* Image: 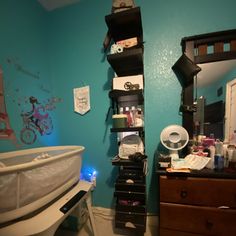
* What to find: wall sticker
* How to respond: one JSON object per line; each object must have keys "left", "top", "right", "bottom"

{"left": 20, "top": 96, "right": 53, "bottom": 144}
{"left": 0, "top": 66, "right": 19, "bottom": 146}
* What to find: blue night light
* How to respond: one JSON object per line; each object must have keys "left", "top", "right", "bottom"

{"left": 80, "top": 166, "right": 97, "bottom": 182}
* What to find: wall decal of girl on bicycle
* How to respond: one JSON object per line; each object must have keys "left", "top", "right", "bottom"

{"left": 20, "top": 96, "right": 53, "bottom": 145}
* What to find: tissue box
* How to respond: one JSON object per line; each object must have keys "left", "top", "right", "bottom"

{"left": 113, "top": 75, "right": 143, "bottom": 91}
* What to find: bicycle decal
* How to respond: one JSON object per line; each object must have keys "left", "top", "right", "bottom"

{"left": 20, "top": 96, "right": 54, "bottom": 145}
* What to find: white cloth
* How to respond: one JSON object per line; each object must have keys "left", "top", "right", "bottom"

{"left": 172, "top": 154, "right": 211, "bottom": 170}
{"left": 119, "top": 134, "right": 144, "bottom": 159}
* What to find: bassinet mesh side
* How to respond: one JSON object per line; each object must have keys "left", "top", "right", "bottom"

{"left": 19, "top": 155, "right": 82, "bottom": 207}
{"left": 0, "top": 174, "right": 18, "bottom": 213}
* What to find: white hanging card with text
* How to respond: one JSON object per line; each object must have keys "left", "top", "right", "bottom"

{"left": 73, "top": 86, "right": 90, "bottom": 115}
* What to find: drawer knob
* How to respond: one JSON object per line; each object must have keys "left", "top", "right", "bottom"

{"left": 206, "top": 220, "right": 213, "bottom": 230}
{"left": 180, "top": 189, "right": 188, "bottom": 198}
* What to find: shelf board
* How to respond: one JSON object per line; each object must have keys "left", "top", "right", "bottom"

{"left": 109, "top": 89, "right": 143, "bottom": 99}
{"left": 112, "top": 158, "right": 145, "bottom": 167}
{"left": 110, "top": 126, "right": 144, "bottom": 132}
{"left": 107, "top": 47, "right": 143, "bottom": 76}
{"left": 105, "top": 7, "right": 143, "bottom": 42}
{"left": 109, "top": 89, "right": 144, "bottom": 107}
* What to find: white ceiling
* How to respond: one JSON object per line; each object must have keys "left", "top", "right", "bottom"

{"left": 38, "top": 0, "right": 81, "bottom": 11}
{"left": 197, "top": 59, "right": 236, "bottom": 88}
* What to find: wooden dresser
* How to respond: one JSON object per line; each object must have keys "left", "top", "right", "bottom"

{"left": 157, "top": 169, "right": 236, "bottom": 236}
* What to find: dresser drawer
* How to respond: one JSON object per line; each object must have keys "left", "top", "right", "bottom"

{"left": 160, "top": 176, "right": 236, "bottom": 207}
{"left": 160, "top": 202, "right": 236, "bottom": 235}
{"left": 160, "top": 228, "right": 205, "bottom": 236}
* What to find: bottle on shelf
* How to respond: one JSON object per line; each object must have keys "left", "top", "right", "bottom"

{"left": 119, "top": 107, "right": 124, "bottom": 114}
{"left": 214, "top": 139, "right": 224, "bottom": 171}
{"left": 135, "top": 106, "right": 144, "bottom": 127}
{"left": 130, "top": 106, "right": 137, "bottom": 127}
{"left": 228, "top": 145, "right": 236, "bottom": 169}
{"left": 124, "top": 106, "right": 132, "bottom": 127}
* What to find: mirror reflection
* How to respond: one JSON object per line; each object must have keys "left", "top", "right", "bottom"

{"left": 194, "top": 59, "right": 236, "bottom": 141}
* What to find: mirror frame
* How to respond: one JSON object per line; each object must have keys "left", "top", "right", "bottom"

{"left": 180, "top": 29, "right": 236, "bottom": 139}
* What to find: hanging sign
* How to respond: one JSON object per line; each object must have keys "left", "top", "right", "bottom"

{"left": 73, "top": 86, "right": 90, "bottom": 115}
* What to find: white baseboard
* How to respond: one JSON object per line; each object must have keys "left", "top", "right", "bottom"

{"left": 91, "top": 206, "right": 158, "bottom": 236}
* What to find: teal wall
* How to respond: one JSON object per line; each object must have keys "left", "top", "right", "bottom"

{"left": 0, "top": 0, "right": 60, "bottom": 151}
{"left": 1, "top": 0, "right": 236, "bottom": 213}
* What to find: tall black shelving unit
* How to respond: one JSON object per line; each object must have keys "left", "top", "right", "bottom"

{"left": 104, "top": 7, "right": 147, "bottom": 234}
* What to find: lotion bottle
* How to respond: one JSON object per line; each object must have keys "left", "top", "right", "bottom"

{"left": 131, "top": 106, "right": 136, "bottom": 127}
{"left": 206, "top": 145, "right": 215, "bottom": 169}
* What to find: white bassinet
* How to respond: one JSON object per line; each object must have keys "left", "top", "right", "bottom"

{"left": 0, "top": 145, "right": 84, "bottom": 224}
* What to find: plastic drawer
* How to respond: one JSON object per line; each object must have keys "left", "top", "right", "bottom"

{"left": 114, "top": 190, "right": 145, "bottom": 201}
{"left": 115, "top": 220, "right": 146, "bottom": 231}
{"left": 116, "top": 202, "right": 146, "bottom": 214}
{"left": 116, "top": 176, "right": 145, "bottom": 184}
{"left": 115, "top": 182, "right": 145, "bottom": 193}
{"left": 115, "top": 212, "right": 146, "bottom": 231}
{"left": 119, "top": 169, "right": 144, "bottom": 179}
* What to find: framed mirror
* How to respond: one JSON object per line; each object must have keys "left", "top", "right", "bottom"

{"left": 196, "top": 59, "right": 236, "bottom": 140}
{"left": 180, "top": 29, "right": 236, "bottom": 142}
